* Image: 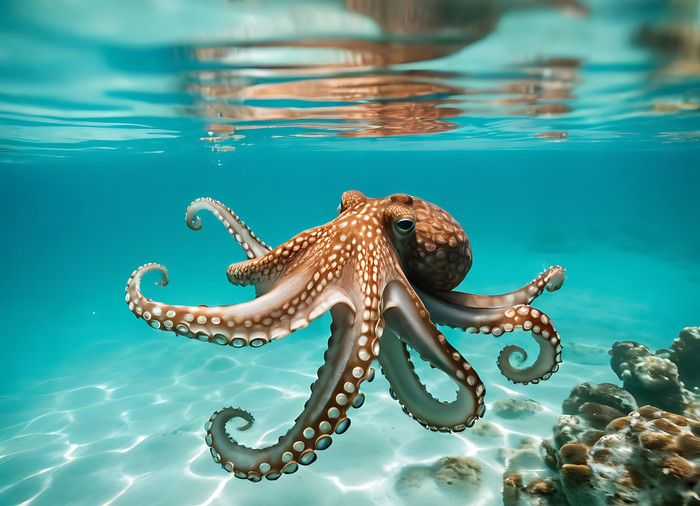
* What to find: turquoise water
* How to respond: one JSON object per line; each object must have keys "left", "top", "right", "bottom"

{"left": 2, "top": 1, "right": 700, "bottom": 505}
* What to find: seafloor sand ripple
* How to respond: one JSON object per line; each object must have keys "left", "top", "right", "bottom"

{"left": 1, "top": 322, "right": 618, "bottom": 506}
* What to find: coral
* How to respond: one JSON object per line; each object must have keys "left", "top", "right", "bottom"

{"left": 502, "top": 439, "right": 568, "bottom": 506}
{"left": 609, "top": 328, "right": 700, "bottom": 417}
{"left": 554, "top": 383, "right": 636, "bottom": 449}
{"left": 503, "top": 473, "right": 568, "bottom": 506}
{"left": 658, "top": 327, "right": 700, "bottom": 394}
{"left": 433, "top": 456, "right": 482, "bottom": 489}
{"left": 610, "top": 341, "right": 690, "bottom": 415}
{"left": 562, "top": 382, "right": 637, "bottom": 416}
{"left": 553, "top": 414, "right": 603, "bottom": 450}
{"left": 560, "top": 406, "right": 700, "bottom": 505}
{"left": 395, "top": 455, "right": 482, "bottom": 500}
{"left": 472, "top": 419, "right": 502, "bottom": 438}
{"left": 492, "top": 398, "right": 543, "bottom": 419}
{"left": 501, "top": 329, "right": 700, "bottom": 506}
{"left": 550, "top": 374, "right": 699, "bottom": 504}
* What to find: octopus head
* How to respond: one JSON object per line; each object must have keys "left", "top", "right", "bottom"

{"left": 339, "top": 190, "right": 472, "bottom": 291}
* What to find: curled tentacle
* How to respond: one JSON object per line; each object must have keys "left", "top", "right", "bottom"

{"left": 380, "top": 282, "right": 485, "bottom": 431}
{"left": 186, "top": 197, "right": 271, "bottom": 259}
{"left": 206, "top": 301, "right": 378, "bottom": 481}
{"left": 125, "top": 263, "right": 345, "bottom": 348}
{"left": 419, "top": 288, "right": 562, "bottom": 384}
{"left": 209, "top": 407, "right": 255, "bottom": 434}
{"left": 432, "top": 265, "right": 566, "bottom": 309}
{"left": 380, "top": 329, "right": 484, "bottom": 432}
{"left": 491, "top": 305, "right": 562, "bottom": 384}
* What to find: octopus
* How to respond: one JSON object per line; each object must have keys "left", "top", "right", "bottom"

{"left": 125, "top": 191, "right": 566, "bottom": 481}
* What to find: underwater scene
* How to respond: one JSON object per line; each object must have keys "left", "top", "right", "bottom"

{"left": 2, "top": 0, "right": 700, "bottom": 504}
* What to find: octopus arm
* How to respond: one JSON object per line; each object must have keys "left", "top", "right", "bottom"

{"left": 431, "top": 266, "right": 565, "bottom": 309}
{"left": 225, "top": 229, "right": 321, "bottom": 293}
{"left": 206, "top": 299, "right": 376, "bottom": 481}
{"left": 185, "top": 197, "right": 271, "bottom": 259}
{"left": 379, "top": 282, "right": 485, "bottom": 431}
{"left": 125, "top": 263, "right": 340, "bottom": 348}
{"left": 184, "top": 197, "right": 279, "bottom": 289}
{"left": 418, "top": 289, "right": 562, "bottom": 384}
{"left": 225, "top": 258, "right": 267, "bottom": 288}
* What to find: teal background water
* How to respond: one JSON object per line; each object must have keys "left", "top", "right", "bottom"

{"left": 2, "top": 1, "right": 700, "bottom": 504}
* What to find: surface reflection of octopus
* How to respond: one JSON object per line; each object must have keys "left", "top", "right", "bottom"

{"left": 262, "top": 0, "right": 589, "bottom": 66}
{"left": 125, "top": 191, "right": 565, "bottom": 481}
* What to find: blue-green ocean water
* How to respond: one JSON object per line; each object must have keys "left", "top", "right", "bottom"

{"left": 2, "top": 1, "right": 700, "bottom": 505}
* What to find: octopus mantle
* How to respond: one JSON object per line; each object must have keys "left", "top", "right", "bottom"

{"left": 125, "top": 191, "right": 565, "bottom": 481}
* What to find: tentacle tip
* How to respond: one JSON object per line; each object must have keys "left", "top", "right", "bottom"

{"left": 152, "top": 266, "right": 169, "bottom": 287}
{"left": 131, "top": 263, "right": 169, "bottom": 287}
{"left": 501, "top": 346, "right": 528, "bottom": 365}
{"left": 186, "top": 216, "right": 203, "bottom": 231}
{"left": 498, "top": 344, "right": 548, "bottom": 383}
{"left": 546, "top": 266, "right": 566, "bottom": 292}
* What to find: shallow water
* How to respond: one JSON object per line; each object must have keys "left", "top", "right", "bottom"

{"left": 1, "top": 1, "right": 700, "bottom": 505}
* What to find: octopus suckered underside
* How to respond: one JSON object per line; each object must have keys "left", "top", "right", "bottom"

{"left": 125, "top": 190, "right": 566, "bottom": 482}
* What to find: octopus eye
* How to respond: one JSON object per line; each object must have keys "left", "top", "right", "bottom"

{"left": 395, "top": 218, "right": 415, "bottom": 234}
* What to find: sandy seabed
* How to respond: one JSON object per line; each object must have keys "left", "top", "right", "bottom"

{"left": 0, "top": 318, "right": 621, "bottom": 506}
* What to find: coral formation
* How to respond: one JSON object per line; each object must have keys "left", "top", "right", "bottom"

{"left": 503, "top": 472, "right": 567, "bottom": 506}
{"left": 608, "top": 327, "right": 700, "bottom": 417}
{"left": 559, "top": 406, "right": 700, "bottom": 505}
{"left": 502, "top": 439, "right": 567, "bottom": 506}
{"left": 434, "top": 456, "right": 482, "bottom": 489}
{"left": 658, "top": 327, "right": 700, "bottom": 395}
{"left": 561, "top": 382, "right": 637, "bottom": 417}
{"left": 472, "top": 419, "right": 502, "bottom": 438}
{"left": 501, "top": 327, "right": 700, "bottom": 505}
{"left": 554, "top": 383, "right": 637, "bottom": 451}
{"left": 610, "top": 341, "right": 689, "bottom": 415}
{"left": 396, "top": 456, "right": 482, "bottom": 500}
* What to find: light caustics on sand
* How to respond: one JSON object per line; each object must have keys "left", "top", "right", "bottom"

{"left": 125, "top": 191, "right": 566, "bottom": 481}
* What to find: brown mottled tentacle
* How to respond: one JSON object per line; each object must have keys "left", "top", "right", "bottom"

{"left": 206, "top": 300, "right": 378, "bottom": 481}
{"left": 419, "top": 289, "right": 562, "bottom": 384}
{"left": 225, "top": 258, "right": 266, "bottom": 288}
{"left": 433, "top": 266, "right": 565, "bottom": 308}
{"left": 184, "top": 197, "right": 278, "bottom": 290}
{"left": 226, "top": 230, "right": 321, "bottom": 293}
{"left": 186, "top": 197, "right": 271, "bottom": 259}
{"left": 380, "top": 282, "right": 485, "bottom": 431}
{"left": 125, "top": 263, "right": 344, "bottom": 348}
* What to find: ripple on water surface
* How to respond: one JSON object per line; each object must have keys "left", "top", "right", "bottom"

{"left": 1, "top": 0, "right": 700, "bottom": 158}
